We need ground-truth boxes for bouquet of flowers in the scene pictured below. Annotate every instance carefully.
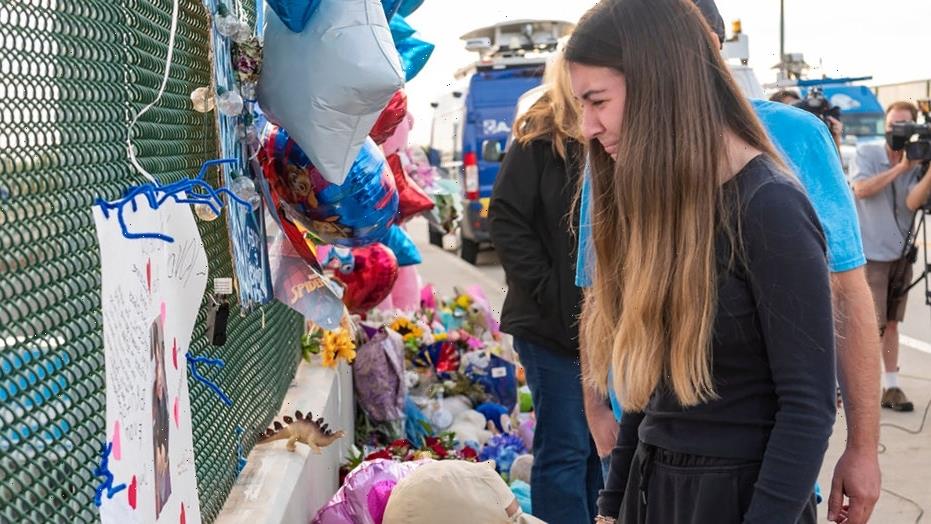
[302,322,357,368]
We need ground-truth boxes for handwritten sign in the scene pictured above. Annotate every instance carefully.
[93,195,206,524]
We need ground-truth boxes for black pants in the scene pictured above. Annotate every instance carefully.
[619,444,817,524]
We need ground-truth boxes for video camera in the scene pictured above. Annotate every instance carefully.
[793,87,842,124]
[889,99,931,162]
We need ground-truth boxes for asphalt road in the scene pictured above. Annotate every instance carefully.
[457,233,931,353]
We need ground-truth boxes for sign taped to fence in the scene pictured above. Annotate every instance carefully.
[93,196,206,524]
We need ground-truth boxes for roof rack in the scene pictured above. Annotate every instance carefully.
[460,19,573,59]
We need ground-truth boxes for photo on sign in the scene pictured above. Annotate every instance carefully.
[150,318,172,518]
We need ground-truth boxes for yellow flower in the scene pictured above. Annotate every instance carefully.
[390,317,423,343]
[390,317,413,334]
[433,332,448,342]
[455,295,472,310]
[320,344,337,368]
[322,328,356,367]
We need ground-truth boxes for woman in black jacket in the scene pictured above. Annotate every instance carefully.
[490,55,603,524]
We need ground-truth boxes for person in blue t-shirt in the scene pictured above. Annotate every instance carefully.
[576,2,881,523]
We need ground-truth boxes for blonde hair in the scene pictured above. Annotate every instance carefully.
[567,0,789,410]
[512,53,580,159]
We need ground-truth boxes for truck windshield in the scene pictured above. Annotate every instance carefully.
[841,113,884,138]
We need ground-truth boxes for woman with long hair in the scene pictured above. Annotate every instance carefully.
[565,1,836,522]
[489,54,604,523]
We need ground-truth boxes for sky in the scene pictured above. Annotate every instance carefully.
[403,0,931,145]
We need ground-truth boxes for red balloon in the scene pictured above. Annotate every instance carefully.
[333,244,399,314]
[370,90,408,145]
[387,153,434,222]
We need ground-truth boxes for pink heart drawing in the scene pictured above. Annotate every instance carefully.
[146,260,152,292]
[172,338,178,370]
[173,397,180,428]
[128,475,138,509]
[180,503,186,524]
[112,420,122,461]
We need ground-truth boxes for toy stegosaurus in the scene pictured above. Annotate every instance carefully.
[257,410,345,453]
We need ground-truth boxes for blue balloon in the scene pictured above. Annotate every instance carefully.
[396,36,434,81]
[382,225,421,266]
[263,126,399,247]
[381,0,402,20]
[266,0,322,33]
[397,0,425,17]
[389,15,415,42]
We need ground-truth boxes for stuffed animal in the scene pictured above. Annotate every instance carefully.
[448,409,492,450]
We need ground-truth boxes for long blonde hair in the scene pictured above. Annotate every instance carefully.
[512,53,580,159]
[566,0,789,410]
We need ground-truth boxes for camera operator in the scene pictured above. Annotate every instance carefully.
[851,100,931,412]
[771,89,844,149]
[769,89,801,105]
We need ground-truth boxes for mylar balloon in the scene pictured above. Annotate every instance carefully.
[312,459,427,524]
[386,153,433,221]
[381,112,411,157]
[266,0,321,33]
[389,15,415,42]
[395,35,434,82]
[381,0,402,20]
[397,0,425,16]
[332,244,400,314]
[382,225,421,266]
[389,265,421,311]
[258,0,404,185]
[262,125,399,247]
[370,90,407,145]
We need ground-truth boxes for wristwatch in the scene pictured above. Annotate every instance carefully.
[594,516,617,524]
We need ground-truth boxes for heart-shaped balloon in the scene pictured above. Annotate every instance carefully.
[386,153,433,222]
[262,125,399,249]
[370,90,408,145]
[381,111,412,157]
[332,244,400,314]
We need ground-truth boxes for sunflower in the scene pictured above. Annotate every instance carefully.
[390,317,423,343]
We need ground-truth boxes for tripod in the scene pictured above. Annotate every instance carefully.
[894,160,931,308]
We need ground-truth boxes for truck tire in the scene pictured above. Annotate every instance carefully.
[460,236,480,265]
[429,229,443,247]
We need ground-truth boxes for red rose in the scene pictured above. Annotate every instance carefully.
[429,442,448,459]
[365,449,392,461]
[458,447,478,461]
[390,439,412,450]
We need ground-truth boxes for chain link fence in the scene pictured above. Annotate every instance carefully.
[0,1,302,522]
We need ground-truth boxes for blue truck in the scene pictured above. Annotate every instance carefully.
[428,20,574,264]
[797,78,886,172]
